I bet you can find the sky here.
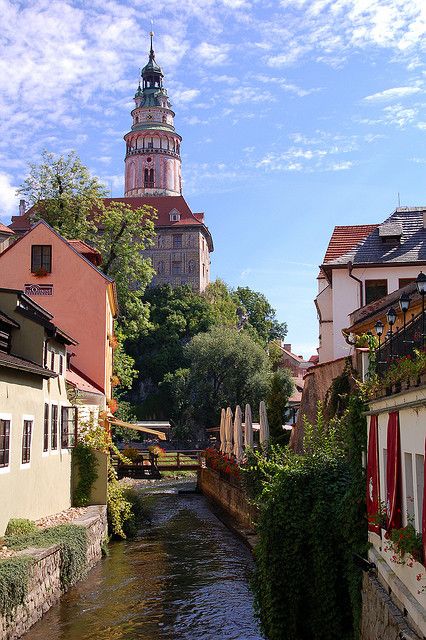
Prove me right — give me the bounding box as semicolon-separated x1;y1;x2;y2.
1;0;426;357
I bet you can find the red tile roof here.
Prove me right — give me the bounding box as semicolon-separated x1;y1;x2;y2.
0;222;13;235
68;240;102;266
9;195;213;251
66;366;103;395
323;224;378;264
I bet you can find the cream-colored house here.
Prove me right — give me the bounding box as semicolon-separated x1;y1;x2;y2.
0;288;77;534
316;207;426;363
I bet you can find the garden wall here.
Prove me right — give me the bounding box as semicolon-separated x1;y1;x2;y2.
361;573;422;640
198;467;256;531
0;505;107;640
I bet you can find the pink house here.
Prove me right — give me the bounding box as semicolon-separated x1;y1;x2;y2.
0;220;117;402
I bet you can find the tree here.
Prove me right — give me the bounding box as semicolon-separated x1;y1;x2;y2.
203;279;238;327
266;369;294;445
95;200;156;340
235;286;287;345
18;150;107;241
183;326;271;430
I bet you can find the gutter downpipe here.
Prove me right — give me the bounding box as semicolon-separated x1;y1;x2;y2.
347;260;363;308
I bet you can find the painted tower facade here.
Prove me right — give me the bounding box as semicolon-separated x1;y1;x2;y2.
124;34;182;197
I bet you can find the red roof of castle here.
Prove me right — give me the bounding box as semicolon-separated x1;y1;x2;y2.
9;195;213;251
323;224;378;264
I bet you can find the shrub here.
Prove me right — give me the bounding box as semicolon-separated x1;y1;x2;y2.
5;518;38;537
72;442;99;507
0;556;34;618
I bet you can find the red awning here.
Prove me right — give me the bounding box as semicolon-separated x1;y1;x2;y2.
386;411;402;531
366;415;380;534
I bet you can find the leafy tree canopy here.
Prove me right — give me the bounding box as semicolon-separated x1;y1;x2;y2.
266;368;294;445
234;286;287;345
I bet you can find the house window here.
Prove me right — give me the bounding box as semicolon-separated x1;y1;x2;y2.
51;405;58;450
404;453;415;522
31;245;52;273
22;420;32;464
365;279;388;305
50;350;55;372
59;355;63;375
172;235;183;249
61;407;78;448
399;278;415;289
0;419;10;467
43;404;49;452
172;261;182;275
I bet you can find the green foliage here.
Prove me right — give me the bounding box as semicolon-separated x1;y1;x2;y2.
183;326;271;429
267;340;284;371
387;522;423;562
121;485;153;538
18;149;107;242
106;465;133;539
266;369;294;444
95;200;156;340
5;518;38;537
234;286;287;345
72;442;99;507
203;278;238;327
0;556;34;619
242;396;367;640
5;524;88;590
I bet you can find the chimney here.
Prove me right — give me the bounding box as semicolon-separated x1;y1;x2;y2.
19;199;26;216
283;343;292;353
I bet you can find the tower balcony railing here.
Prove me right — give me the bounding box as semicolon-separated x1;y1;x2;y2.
126;147;180;159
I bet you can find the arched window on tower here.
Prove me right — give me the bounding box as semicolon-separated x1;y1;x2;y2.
162;115;167;124
144;168;149;187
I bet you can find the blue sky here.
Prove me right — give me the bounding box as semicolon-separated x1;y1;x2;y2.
1;0;426;357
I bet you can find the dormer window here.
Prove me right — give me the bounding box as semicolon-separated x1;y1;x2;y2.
378;223;403;244
170;209;181;222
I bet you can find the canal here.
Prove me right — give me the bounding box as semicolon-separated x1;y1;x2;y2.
24;490;263;640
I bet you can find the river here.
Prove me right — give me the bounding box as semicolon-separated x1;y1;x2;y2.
24;490;264;640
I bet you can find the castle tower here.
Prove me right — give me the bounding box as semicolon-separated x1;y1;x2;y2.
124;33;182;197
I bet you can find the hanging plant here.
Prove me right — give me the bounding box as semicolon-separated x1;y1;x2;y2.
33;266;48;277
110;375;120;388
108;398;118;414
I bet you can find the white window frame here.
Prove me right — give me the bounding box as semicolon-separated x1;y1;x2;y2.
20;414;34;469
0;412;12;474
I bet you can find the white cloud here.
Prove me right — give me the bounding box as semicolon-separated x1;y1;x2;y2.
364;86;422;102
196;42;231;66
0;172;18;216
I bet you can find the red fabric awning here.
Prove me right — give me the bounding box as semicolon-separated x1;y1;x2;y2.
386;411;402;531
423;437;426;565
366;415;380;534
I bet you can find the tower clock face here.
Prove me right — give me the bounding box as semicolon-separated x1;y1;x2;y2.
146;114;153;120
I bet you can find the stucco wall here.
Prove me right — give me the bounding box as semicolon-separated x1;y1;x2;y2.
0;223;110;392
0;368;72;535
0;505;107;640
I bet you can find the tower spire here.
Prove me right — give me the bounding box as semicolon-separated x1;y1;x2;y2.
149;30;155;60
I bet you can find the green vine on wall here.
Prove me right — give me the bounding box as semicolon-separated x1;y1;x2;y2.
72;442;99;507
0;556;34;619
242;392;367;640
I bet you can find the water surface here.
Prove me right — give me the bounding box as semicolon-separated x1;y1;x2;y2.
24;492;263;640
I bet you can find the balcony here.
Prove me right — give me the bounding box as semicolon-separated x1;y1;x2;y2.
125;147;180;159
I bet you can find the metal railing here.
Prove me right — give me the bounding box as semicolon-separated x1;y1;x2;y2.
376;311;424;377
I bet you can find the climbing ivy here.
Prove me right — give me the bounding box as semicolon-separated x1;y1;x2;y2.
5;524;88;590
72;442;99;507
0;556;34;619
242;394;367;640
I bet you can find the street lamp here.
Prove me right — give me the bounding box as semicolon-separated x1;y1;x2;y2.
374;320;384;371
399;292;410;353
386;307;397;359
416;272;426;344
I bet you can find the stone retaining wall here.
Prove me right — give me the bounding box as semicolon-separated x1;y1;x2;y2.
0;505;107;640
198;467;257;531
361;573;422;640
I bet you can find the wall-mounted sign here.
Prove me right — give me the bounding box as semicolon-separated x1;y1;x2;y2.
24;284;53;296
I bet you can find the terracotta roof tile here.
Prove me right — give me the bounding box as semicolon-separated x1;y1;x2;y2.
323;224;378;264
0;222;13;235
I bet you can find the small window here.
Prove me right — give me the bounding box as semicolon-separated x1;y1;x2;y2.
51;405;58;450
170;210;181;222
31;245;52;273
365;279;388;305
172;261;182;275
172;235;183;249
22;420;32;464
50;350;55;372
59;355;63;376
0;419;10;467
399;278;415;289
61;407;78;448
43;404;49;452
404;452;415;522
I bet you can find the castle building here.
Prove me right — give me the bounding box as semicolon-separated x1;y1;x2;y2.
9;34;213;293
